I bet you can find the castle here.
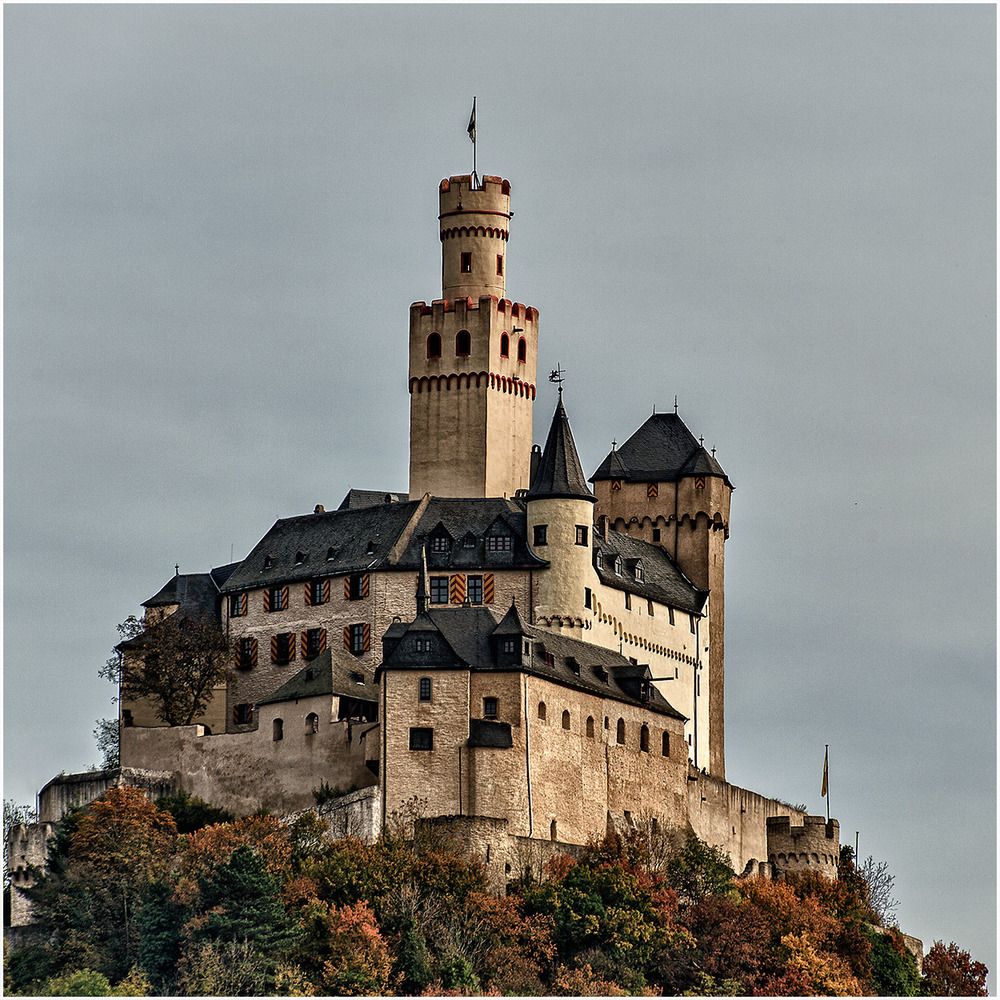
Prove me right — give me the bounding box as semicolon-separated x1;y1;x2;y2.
8;169;841;924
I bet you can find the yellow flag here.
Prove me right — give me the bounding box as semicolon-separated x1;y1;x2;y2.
821;746;829;797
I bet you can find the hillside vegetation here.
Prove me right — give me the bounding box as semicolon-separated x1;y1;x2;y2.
4;787;987;997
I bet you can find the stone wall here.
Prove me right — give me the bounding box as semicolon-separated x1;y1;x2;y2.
37;767;177;823
766;814;840;880
7;822;55;926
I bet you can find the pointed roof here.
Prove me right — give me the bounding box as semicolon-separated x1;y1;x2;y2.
591;412;731;487
527;395;596;503
492;600;528;636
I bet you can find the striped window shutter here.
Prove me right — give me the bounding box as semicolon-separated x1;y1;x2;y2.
322;579;331;603
343;625;351;650
250;638;258;667
240;592;248;615
288;633;296;661
281;586;289;609
300;631;309;658
304;582;313;606
270;635;279;663
362;574;370;598
483;573;495;604
449;574;466;604
263;589;271;612
319;628;328;653
362;623;371;652
344;578;351;601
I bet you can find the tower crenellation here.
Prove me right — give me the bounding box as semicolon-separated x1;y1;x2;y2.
766;815;841;880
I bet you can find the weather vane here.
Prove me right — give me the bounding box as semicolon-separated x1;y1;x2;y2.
548;363;566;394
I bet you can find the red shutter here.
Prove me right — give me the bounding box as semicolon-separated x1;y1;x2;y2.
270;636;279;663
304;582;313;606
281;586;289;610
263;589;271;612
250;638;258;667
362;573;370;598
362;623;371;652
319;628;328;653
483;573;495;604
344;578;351;601
300;631;308;658
322;579;331;604
240;592;248;615
343;625;351;650
449;574;466;604
288;633;296;661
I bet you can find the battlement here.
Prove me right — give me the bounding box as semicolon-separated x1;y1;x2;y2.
766;814;840;879
410;297;538;322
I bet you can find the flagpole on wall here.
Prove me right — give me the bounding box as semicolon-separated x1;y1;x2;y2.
468;97;478;187
822;744;830;821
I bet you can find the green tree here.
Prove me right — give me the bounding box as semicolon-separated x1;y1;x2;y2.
92;718;120;770
866;926;922;997
663;833;736;906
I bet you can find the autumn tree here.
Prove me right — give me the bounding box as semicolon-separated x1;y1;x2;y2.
920;940;989;997
101;613;230;727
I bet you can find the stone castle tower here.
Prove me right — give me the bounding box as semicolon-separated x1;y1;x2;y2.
408;175;539;499
591;416;733;778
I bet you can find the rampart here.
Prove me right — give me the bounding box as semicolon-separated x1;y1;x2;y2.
37;766;177;823
766;814;840;880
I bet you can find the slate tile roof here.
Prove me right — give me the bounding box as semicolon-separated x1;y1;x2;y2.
143;566;236;615
256;649;379;706
337;489;409;511
527;396;596;502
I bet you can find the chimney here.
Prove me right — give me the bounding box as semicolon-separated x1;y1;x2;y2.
598;515;609;541
314;504;325;514
529;444;542;487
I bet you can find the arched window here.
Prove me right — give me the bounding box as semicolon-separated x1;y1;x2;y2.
640;724;650;752
561;710;571;731
306;713;319;735
616;718;626;745
456;330;471;356
517;337;527;363
661;731;670;757
538;701;547;722
550;819;558;841
427;333;441;359
272;718;283;742
586;716;595;738
500;333;509;358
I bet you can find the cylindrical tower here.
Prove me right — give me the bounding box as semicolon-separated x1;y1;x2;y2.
439;175;510;300
766;815;841;881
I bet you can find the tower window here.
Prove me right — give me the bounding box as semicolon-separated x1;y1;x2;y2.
624;592;632;611
662;732;670;757
483;697;498;719
584;587;592;609
575;525;588;546
586;716;595;738
409;727;434;751
517;337;527;363
561;710;571;731
430;576;448;604
272;718;283;742
652;528;661;543
616;718;626;745
500;333;509;358
427;333;442;359
456;330;471;356
419;677;432;702
496;254;503;276
460;252;472;273
538;701;547;722
640;724;650;752
533;524;548;547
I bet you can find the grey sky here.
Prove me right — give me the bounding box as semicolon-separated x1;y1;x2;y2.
5;3;995;976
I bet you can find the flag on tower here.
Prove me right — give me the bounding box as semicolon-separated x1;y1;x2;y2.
467;99;477;143
821;746;829;797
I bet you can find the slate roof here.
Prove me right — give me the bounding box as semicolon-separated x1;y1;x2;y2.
380;606;685;720
143;566;236;615
595;530;707;614
591;412;731;487
527;396;596;502
256;650;379;706
338;489;409;511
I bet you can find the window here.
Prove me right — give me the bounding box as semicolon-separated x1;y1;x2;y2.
456;329;471;356
306;712;319;735
415;638;432;653
427;332;442;359
640;724;650;752
486;534;513;553
310;579;327;605
238;638;257;671
561;710;571;731
294;550;307;566
273;718;284;741
467;575;484;605
460;251;472;273
647;599;654;616
537;701;547;722
652;528;661;543
268;586;286;612
533;524;548;546
263;555;273;570
668;607;675;626
229;593;246;617
304;628;324;660
550;819;557;841
347;573;366;599
575;525;588;546
586;716;595;738
616;718;626;745
635;563;644;582
496;254;503;276
272;633;294;665
122;709;134;728
430;576;448;604
662;732;670;757
462;533;476;548
500;333;509;358
327;546;337;561
349;623;366;655
419;677;432;702
233;703;253;726
584;587;592;609
595;553;603;570
625;592;632;611
430;535;450;554
483;697;498;719
614;557;623;575
689;614;697;634
501;638;516;654
517;337;527;363
409;727;433;751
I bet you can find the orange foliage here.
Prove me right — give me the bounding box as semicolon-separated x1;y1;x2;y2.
313;900;395;996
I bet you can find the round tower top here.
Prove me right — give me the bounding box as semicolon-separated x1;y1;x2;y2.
439;175;511;220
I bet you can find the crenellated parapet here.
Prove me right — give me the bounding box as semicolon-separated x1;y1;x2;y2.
767;814;841;880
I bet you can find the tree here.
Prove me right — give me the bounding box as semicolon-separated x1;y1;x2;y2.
865;926;922;997
93;718;120;770
920;941;989;996
662;833;736;906
100;613;230;727
857;853;899;926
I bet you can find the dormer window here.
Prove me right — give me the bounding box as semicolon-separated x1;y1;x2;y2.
430;535;450;554
486;533;513;553
595;553;603;570
294;550;307;566
634;562;644;582
566;656;581;677
594;665;609;684
462;533;476;549
500;638;516;654
326;547;337;561
366;540;376;555
614;556;623;575
263;555;273;570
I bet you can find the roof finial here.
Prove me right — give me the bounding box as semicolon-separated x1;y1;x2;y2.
652;403;656;415
611;438;618;450
698;435;704;447
174;563;179;576
673;395;678;414
711;445;716;457
548;363;566;396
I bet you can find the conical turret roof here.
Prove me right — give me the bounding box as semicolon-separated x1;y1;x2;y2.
527;395;596;503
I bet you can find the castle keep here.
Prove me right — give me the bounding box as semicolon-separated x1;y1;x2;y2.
9;167;840;925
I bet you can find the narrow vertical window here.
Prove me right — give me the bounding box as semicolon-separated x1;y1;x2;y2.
561;710;571;731
272;718;284;741
460;252;472;273
419;677;432;702
500;333;510;358
640;724;650;752
575;525;588;546
496;254;503;276
456;330;471;356
517;337;527;363
584;587;592;609
427;333;442;359
662;732;670;757
586;716;595;738
533;524;548;547
616;718;626;745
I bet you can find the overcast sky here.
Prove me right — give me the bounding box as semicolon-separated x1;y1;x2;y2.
4;3;995;976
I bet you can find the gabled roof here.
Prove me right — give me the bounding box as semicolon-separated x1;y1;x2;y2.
591;412;731;487
595;530;707;614
143;567;233;615
337;489;409;511
256;650;379;706
493;601;529;636
527;396;596;503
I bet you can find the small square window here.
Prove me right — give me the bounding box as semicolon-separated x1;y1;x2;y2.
496;254;503;276
533;525;548;547
483;697;498;719
501;638;516;655
430;535;450;554
419;677;432;702
409;727;433;751
415;638;432;653
430;576;449;604
460;252;472;273
467;575;484;605
575;525;588;546
228;593;245;618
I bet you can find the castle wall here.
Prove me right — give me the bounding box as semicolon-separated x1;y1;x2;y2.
7;822;55;926
766;815;840;880
121;703;378;816
37;767;177;823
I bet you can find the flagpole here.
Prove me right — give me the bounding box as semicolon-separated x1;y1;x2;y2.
825;744;830;821
472;96;477;185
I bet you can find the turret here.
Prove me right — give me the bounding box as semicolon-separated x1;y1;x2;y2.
526;396;597;629
767;815;841;881
408;175;538;499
